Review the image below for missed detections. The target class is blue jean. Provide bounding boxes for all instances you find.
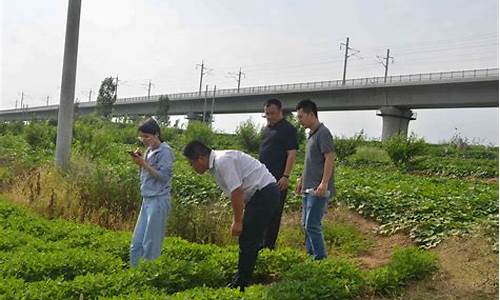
[302,194,328,260]
[130,195,170,267]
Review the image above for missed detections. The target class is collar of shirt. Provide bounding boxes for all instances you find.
[308,123,324,139]
[208,150,216,171]
[268,118,285,128]
[146,143,163,158]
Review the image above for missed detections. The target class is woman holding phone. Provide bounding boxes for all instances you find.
[129,117,174,267]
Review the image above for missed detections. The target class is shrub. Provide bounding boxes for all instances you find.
[267,258,365,300]
[412,156,499,178]
[254,248,305,282]
[23,121,56,151]
[0,133,34,187]
[234,119,261,154]
[346,145,391,168]
[0,248,124,282]
[334,132,365,162]
[323,222,373,255]
[367,246,438,296]
[382,134,426,169]
[0,278,25,300]
[181,121,215,147]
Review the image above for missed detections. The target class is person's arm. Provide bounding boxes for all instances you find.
[277,149,297,191]
[315,151,335,197]
[132,154,158,177]
[230,186,245,236]
[132,150,174,183]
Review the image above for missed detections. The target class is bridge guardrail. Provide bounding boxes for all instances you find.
[2,68,498,112]
[116,68,498,104]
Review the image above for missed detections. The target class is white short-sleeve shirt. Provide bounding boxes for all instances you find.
[209,150,276,202]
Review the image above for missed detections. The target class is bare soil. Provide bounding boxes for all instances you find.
[283,204,499,300]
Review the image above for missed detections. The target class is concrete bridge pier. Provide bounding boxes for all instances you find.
[377,106,416,140]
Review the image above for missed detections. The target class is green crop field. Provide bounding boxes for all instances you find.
[0,116,497,299]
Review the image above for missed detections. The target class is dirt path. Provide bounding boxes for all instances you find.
[283,204,499,299]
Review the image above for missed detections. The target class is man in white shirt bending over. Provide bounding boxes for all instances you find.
[183,140,280,292]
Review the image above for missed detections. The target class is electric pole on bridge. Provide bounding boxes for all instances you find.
[115,75,119,99]
[20,91,24,110]
[141,80,154,100]
[148,80,152,98]
[340,37,361,86]
[210,85,216,123]
[55,0,81,170]
[228,67,245,93]
[377,49,394,83]
[196,60,212,96]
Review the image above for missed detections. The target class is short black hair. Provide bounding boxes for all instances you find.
[296,99,318,118]
[264,98,282,110]
[183,140,211,160]
[138,117,163,142]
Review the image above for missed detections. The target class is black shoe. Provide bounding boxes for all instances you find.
[227,274,247,292]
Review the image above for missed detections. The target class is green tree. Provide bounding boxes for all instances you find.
[96,77,117,118]
[157,95,170,126]
[235,118,261,154]
[383,133,426,169]
[334,131,365,162]
[182,121,215,147]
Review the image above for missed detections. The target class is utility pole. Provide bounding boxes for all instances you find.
[55,0,81,170]
[20,91,24,110]
[210,85,216,124]
[115,75,119,99]
[46,96,50,106]
[237,68,242,92]
[197,60,205,96]
[377,49,394,83]
[196,60,212,96]
[15,100,18,109]
[340,37,360,85]
[228,67,245,92]
[141,80,154,100]
[148,80,152,98]
[203,84,209,122]
[88,89,92,102]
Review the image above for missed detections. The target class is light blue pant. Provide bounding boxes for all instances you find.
[130,195,170,267]
[302,194,328,260]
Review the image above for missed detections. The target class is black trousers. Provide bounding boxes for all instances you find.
[236,183,280,286]
[262,188,287,249]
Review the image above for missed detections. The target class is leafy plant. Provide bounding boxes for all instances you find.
[334,132,365,162]
[96,76,117,118]
[181,121,216,147]
[382,133,425,169]
[157,95,171,126]
[346,145,391,168]
[234,118,261,154]
[367,247,438,295]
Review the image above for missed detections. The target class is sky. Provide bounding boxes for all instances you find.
[1,0,498,144]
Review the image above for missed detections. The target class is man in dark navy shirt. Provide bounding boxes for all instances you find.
[259,98,298,249]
